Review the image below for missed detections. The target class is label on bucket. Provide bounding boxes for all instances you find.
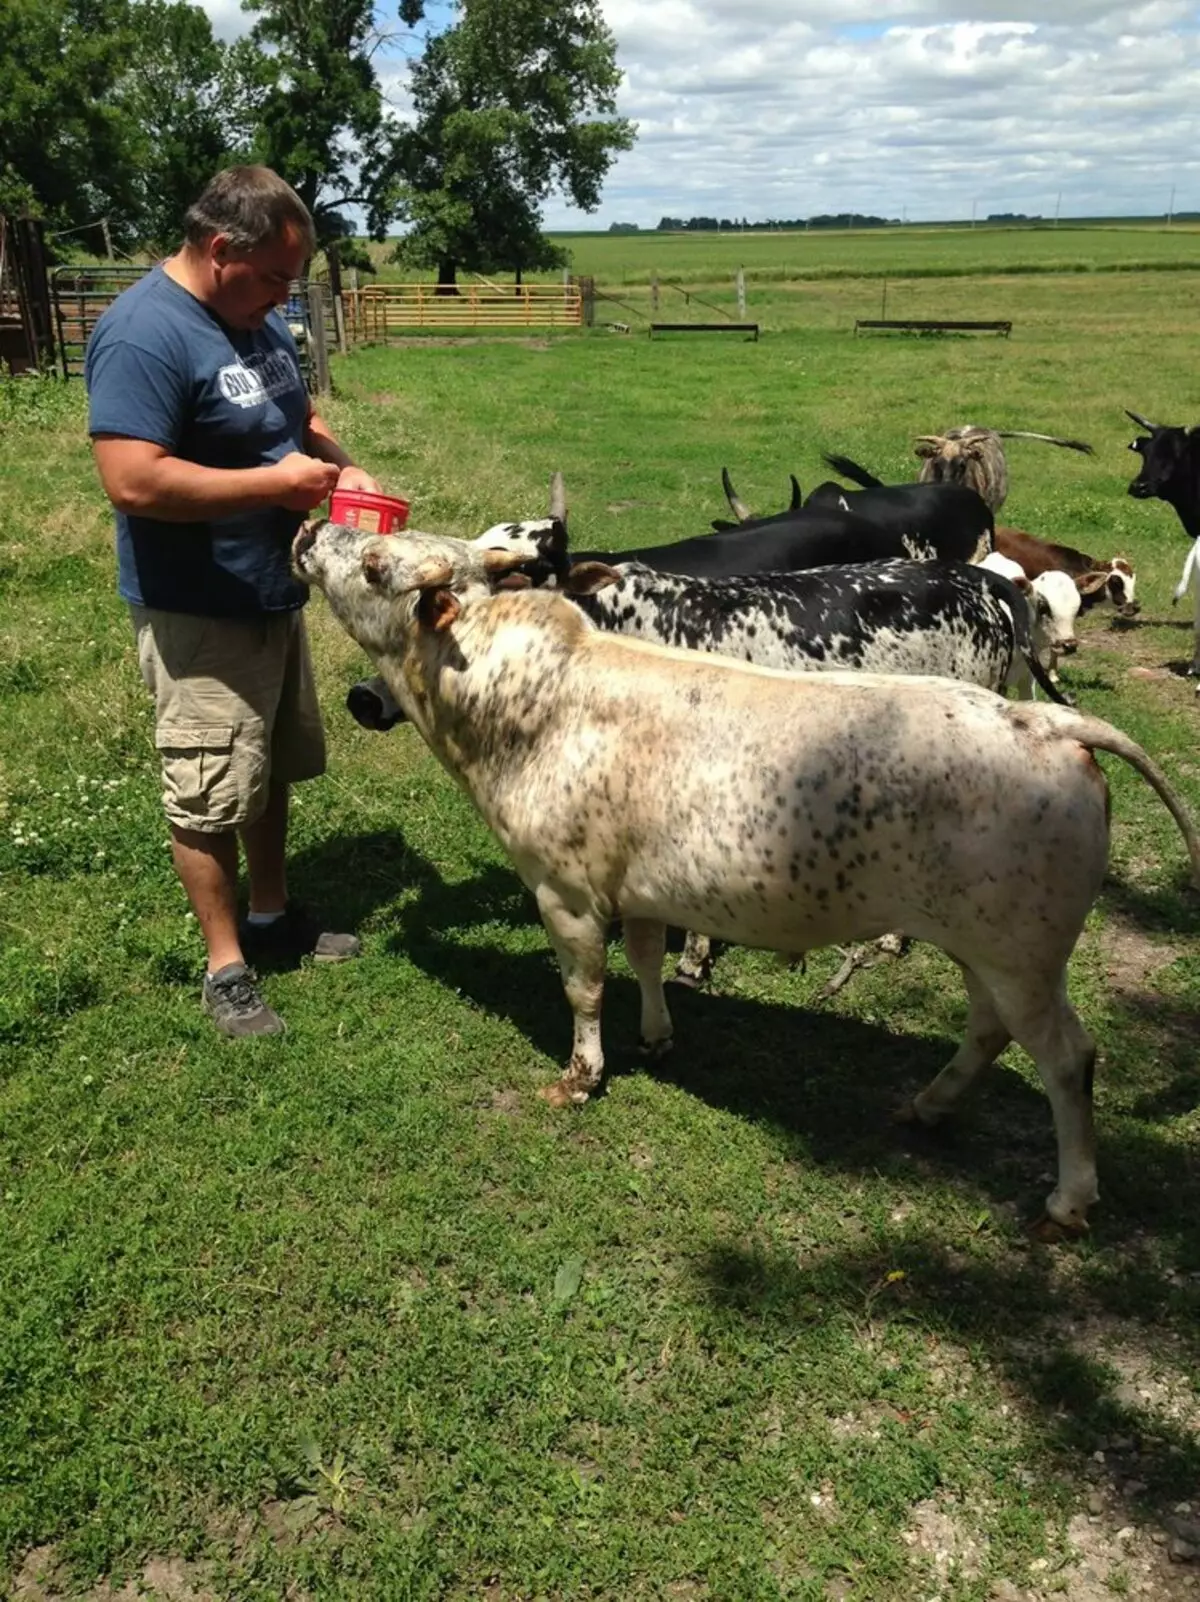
[329,489,410,535]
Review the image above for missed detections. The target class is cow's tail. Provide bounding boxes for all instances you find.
[993,431,1095,455]
[1055,713,1200,888]
[821,452,885,489]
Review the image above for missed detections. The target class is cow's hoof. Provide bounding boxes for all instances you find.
[1027,1212,1088,1245]
[638,1035,674,1062]
[538,1080,589,1109]
[669,965,709,989]
[894,1097,942,1132]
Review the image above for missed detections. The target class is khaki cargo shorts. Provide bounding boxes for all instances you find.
[131,605,327,833]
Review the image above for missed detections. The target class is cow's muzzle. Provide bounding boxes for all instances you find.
[1058,639,1079,655]
[1119,602,1141,618]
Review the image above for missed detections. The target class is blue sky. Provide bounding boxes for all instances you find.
[201,0,1200,230]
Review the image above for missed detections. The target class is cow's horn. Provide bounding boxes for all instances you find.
[399,555,455,591]
[789,474,802,511]
[722,467,752,522]
[1125,410,1157,432]
[913,435,944,446]
[549,470,567,522]
[481,548,533,574]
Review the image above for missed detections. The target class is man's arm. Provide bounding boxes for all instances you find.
[305,407,382,494]
[92,437,341,520]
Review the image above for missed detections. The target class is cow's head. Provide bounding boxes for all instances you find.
[1125,411,1200,513]
[1030,570,1081,655]
[914,432,987,476]
[293,522,530,656]
[470,473,570,583]
[1075,558,1138,617]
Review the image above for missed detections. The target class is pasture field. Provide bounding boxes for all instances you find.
[2,253,1200,1600]
[366,220,1200,287]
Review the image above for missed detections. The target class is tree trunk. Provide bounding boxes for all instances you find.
[435,258,459,296]
[515,264,523,292]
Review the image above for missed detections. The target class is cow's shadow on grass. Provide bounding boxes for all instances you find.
[370,849,1200,1264]
[693,1231,1200,1538]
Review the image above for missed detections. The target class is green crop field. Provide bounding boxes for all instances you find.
[364,220,1200,287]
[3,234,1200,1600]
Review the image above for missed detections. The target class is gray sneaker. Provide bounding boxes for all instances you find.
[202,963,286,1038]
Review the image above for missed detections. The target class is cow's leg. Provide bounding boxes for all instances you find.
[908,964,1011,1123]
[534,884,609,1109]
[673,929,713,987]
[990,975,1098,1234]
[1191,570,1200,676]
[623,917,673,1059]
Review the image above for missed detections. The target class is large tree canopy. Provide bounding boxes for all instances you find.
[0,0,140,240]
[387,0,635,287]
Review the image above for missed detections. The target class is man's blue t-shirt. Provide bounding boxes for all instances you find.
[85,266,310,616]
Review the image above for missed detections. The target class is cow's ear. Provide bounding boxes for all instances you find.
[1076,570,1110,595]
[564,561,621,595]
[1012,574,1032,592]
[417,587,461,631]
[913,440,940,459]
[495,573,533,591]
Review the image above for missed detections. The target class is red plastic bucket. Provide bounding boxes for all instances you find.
[329,489,410,535]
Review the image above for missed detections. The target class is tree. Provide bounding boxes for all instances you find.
[387,0,634,289]
[0,0,140,240]
[115,0,240,251]
[239,0,415,291]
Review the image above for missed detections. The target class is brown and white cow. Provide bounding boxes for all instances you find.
[293,522,1200,1235]
[994,526,1139,617]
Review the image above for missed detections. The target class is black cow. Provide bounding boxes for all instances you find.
[1126,409,1200,538]
[806,453,995,561]
[1126,409,1200,678]
[472,471,989,585]
[710,461,994,563]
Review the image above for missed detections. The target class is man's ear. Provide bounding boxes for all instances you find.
[564,561,621,596]
[417,588,461,631]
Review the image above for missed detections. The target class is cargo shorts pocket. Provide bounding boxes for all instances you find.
[155,724,241,831]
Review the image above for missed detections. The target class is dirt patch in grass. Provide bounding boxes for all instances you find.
[10,1549,219,1601]
[1100,912,1185,995]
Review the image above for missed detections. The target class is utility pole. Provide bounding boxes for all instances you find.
[1168,184,1176,227]
[971,198,977,229]
[1054,190,1061,228]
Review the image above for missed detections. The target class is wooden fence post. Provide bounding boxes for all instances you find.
[736,267,745,320]
[306,283,331,396]
[651,272,659,313]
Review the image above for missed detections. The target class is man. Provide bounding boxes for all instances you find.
[86,165,377,1038]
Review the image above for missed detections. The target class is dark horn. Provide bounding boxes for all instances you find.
[789,474,802,511]
[1125,410,1157,432]
[721,466,752,523]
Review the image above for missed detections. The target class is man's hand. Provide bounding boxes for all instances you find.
[275,453,342,512]
[335,464,384,495]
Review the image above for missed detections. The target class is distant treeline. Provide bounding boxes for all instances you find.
[642,215,893,233]
[602,212,1200,236]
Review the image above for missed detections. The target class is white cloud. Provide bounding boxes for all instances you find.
[196,0,1200,227]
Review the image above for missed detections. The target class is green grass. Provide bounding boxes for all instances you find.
[2,247,1200,1600]
[363,220,1200,287]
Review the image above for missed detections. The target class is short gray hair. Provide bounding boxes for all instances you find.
[183,166,316,256]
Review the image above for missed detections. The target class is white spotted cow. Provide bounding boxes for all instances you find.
[293,521,1200,1236]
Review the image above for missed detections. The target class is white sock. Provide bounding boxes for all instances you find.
[247,909,286,927]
